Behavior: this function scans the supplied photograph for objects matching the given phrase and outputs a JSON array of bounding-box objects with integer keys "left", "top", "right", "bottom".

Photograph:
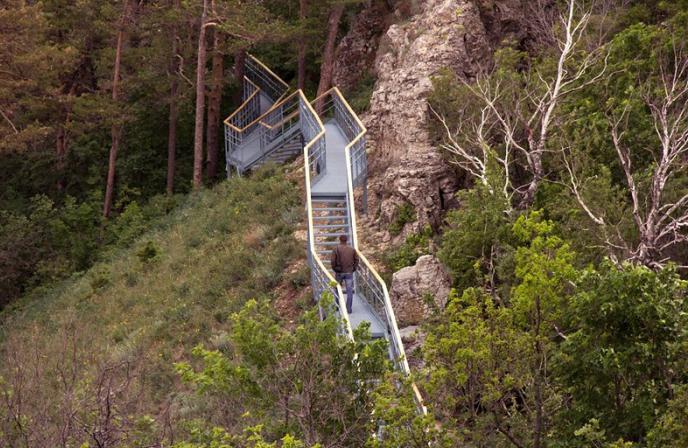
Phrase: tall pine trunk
[
  {"left": 206, "top": 29, "right": 224, "bottom": 181},
  {"left": 233, "top": 48, "right": 246, "bottom": 105},
  {"left": 315, "top": 4, "right": 344, "bottom": 113},
  {"left": 192, "top": 0, "right": 210, "bottom": 190},
  {"left": 297, "top": 0, "right": 308, "bottom": 90},
  {"left": 103, "top": 0, "right": 131, "bottom": 218},
  {"left": 166, "top": 0, "right": 180, "bottom": 195}
]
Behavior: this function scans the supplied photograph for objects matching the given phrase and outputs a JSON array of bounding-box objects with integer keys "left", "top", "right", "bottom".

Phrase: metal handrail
[
  {"left": 226, "top": 90, "right": 302, "bottom": 174},
  {"left": 312, "top": 87, "right": 427, "bottom": 415},
  {"left": 299, "top": 89, "right": 354, "bottom": 339},
  {"left": 223, "top": 54, "right": 290, "bottom": 133}
]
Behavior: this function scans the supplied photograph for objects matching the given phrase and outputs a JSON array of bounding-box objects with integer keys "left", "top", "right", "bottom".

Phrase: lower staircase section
[
  {"left": 224, "top": 59, "right": 428, "bottom": 415},
  {"left": 311, "top": 193, "right": 385, "bottom": 339}
]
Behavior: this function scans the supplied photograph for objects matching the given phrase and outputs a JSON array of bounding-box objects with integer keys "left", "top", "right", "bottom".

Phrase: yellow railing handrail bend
[
  {"left": 223, "top": 54, "right": 291, "bottom": 133},
  {"left": 247, "top": 52, "right": 290, "bottom": 90}
]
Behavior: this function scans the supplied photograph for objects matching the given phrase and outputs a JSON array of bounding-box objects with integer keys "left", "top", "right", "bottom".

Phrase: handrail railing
[
  {"left": 225, "top": 90, "right": 302, "bottom": 175},
  {"left": 299, "top": 89, "right": 354, "bottom": 339},
  {"left": 224, "top": 54, "right": 293, "bottom": 175},
  {"left": 312, "top": 87, "right": 427, "bottom": 415},
  {"left": 224, "top": 54, "right": 289, "bottom": 133}
]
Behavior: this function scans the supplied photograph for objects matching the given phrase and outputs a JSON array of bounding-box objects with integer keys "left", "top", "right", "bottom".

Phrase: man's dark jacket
[{"left": 331, "top": 244, "right": 359, "bottom": 274}]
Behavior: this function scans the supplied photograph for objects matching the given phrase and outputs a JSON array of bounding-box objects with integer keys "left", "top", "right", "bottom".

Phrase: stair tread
[
  {"left": 314, "top": 224, "right": 350, "bottom": 229},
  {"left": 312, "top": 215, "right": 348, "bottom": 220}
]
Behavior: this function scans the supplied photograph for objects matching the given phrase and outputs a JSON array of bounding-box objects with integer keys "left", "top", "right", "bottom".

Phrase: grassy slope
[{"left": 0, "top": 168, "right": 305, "bottom": 445}]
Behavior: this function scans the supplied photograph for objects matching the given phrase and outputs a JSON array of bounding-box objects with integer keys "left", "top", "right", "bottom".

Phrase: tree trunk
[
  {"left": 533, "top": 295, "right": 545, "bottom": 448},
  {"left": 103, "top": 0, "right": 131, "bottom": 218},
  {"left": 315, "top": 4, "right": 345, "bottom": 113},
  {"left": 56, "top": 126, "right": 67, "bottom": 191},
  {"left": 192, "top": 0, "right": 210, "bottom": 190},
  {"left": 206, "top": 29, "right": 224, "bottom": 181},
  {"left": 297, "top": 0, "right": 308, "bottom": 91},
  {"left": 233, "top": 48, "right": 247, "bottom": 104},
  {"left": 166, "top": 0, "right": 180, "bottom": 195}
]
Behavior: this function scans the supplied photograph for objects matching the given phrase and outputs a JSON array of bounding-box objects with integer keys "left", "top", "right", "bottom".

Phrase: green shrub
[
  {"left": 389, "top": 202, "right": 416, "bottom": 236},
  {"left": 136, "top": 241, "right": 160, "bottom": 263},
  {"left": 438, "top": 182, "right": 514, "bottom": 293},
  {"left": 385, "top": 226, "right": 433, "bottom": 272},
  {"left": 346, "top": 71, "right": 377, "bottom": 114}
]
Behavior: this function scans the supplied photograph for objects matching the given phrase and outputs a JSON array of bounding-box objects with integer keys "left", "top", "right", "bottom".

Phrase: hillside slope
[{"left": 0, "top": 168, "right": 306, "bottom": 447}]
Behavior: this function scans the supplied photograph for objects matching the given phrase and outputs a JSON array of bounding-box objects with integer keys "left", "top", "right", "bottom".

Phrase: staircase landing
[
  {"left": 312, "top": 122, "right": 349, "bottom": 194},
  {"left": 348, "top": 292, "right": 385, "bottom": 338}
]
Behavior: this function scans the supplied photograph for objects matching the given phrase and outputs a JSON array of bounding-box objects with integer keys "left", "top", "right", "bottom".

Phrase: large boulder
[{"left": 389, "top": 255, "right": 451, "bottom": 326}]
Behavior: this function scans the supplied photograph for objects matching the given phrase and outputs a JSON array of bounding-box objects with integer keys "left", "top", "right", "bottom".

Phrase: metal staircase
[
  {"left": 224, "top": 55, "right": 300, "bottom": 175},
  {"left": 223, "top": 55, "right": 427, "bottom": 415}
]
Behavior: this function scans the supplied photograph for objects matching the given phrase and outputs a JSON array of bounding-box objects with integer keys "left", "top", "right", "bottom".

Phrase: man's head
[{"left": 339, "top": 235, "right": 348, "bottom": 244}]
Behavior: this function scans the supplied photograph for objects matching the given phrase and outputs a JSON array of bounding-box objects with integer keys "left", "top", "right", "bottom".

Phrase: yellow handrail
[
  {"left": 223, "top": 54, "right": 291, "bottom": 133},
  {"left": 300, "top": 89, "right": 355, "bottom": 340},
  {"left": 247, "top": 52, "right": 290, "bottom": 90},
  {"left": 316, "top": 87, "right": 428, "bottom": 416}
]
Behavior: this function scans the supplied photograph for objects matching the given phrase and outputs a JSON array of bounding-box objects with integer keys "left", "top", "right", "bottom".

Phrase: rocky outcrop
[
  {"left": 389, "top": 255, "right": 451, "bottom": 326},
  {"left": 473, "top": 0, "right": 556, "bottom": 50},
  {"left": 362, "top": 0, "right": 492, "bottom": 239},
  {"left": 332, "top": 1, "right": 392, "bottom": 92}
]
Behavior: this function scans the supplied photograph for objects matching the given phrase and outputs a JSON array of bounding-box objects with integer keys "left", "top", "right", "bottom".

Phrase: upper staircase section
[{"left": 224, "top": 55, "right": 299, "bottom": 175}]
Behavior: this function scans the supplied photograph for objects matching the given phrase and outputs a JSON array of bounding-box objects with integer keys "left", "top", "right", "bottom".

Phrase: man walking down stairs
[{"left": 330, "top": 235, "right": 359, "bottom": 314}]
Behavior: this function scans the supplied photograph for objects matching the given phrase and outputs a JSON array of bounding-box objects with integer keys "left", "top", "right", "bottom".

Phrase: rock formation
[
  {"left": 333, "top": 0, "right": 539, "bottom": 243},
  {"left": 389, "top": 255, "right": 451, "bottom": 327},
  {"left": 332, "top": 1, "right": 391, "bottom": 92},
  {"left": 364, "top": 0, "right": 492, "bottom": 240}
]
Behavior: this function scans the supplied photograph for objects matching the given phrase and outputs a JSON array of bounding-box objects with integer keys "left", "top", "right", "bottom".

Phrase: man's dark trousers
[{"left": 336, "top": 273, "right": 354, "bottom": 314}]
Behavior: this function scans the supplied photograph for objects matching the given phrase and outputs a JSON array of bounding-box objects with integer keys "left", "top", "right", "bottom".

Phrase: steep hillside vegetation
[{"left": 0, "top": 169, "right": 309, "bottom": 446}]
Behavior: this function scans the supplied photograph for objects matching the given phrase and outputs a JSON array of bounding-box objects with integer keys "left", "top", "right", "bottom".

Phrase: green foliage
[
  {"left": 367, "top": 373, "right": 458, "bottom": 448},
  {"left": 175, "top": 296, "right": 388, "bottom": 446},
  {"left": 389, "top": 202, "right": 416, "bottom": 236},
  {"left": 345, "top": 71, "right": 376, "bottom": 114},
  {"left": 438, "top": 182, "right": 514, "bottom": 293},
  {"left": 385, "top": 225, "right": 433, "bottom": 272},
  {"left": 136, "top": 241, "right": 160, "bottom": 263},
  {"left": 0, "top": 191, "right": 182, "bottom": 307},
  {"left": 648, "top": 385, "right": 688, "bottom": 448},
  {"left": 425, "top": 212, "right": 579, "bottom": 447},
  {"left": 556, "top": 262, "right": 688, "bottom": 443},
  {"left": 0, "top": 173, "right": 302, "bottom": 447}
]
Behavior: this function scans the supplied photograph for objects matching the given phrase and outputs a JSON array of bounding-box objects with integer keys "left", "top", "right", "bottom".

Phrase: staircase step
[
  {"left": 314, "top": 224, "right": 350, "bottom": 229},
  {"left": 312, "top": 207, "right": 347, "bottom": 212},
  {"left": 313, "top": 215, "right": 348, "bottom": 221},
  {"left": 312, "top": 197, "right": 347, "bottom": 203},
  {"left": 314, "top": 231, "right": 350, "bottom": 237}
]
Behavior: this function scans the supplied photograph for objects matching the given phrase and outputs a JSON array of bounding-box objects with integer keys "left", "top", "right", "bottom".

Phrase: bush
[
  {"left": 389, "top": 202, "right": 415, "bottom": 236},
  {"left": 438, "top": 182, "right": 514, "bottom": 293},
  {"left": 385, "top": 226, "right": 433, "bottom": 272}
]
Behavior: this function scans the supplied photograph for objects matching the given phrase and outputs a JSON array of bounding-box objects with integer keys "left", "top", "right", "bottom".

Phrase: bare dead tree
[
  {"left": 563, "top": 40, "right": 688, "bottom": 267},
  {"left": 433, "top": 0, "right": 607, "bottom": 210}
]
